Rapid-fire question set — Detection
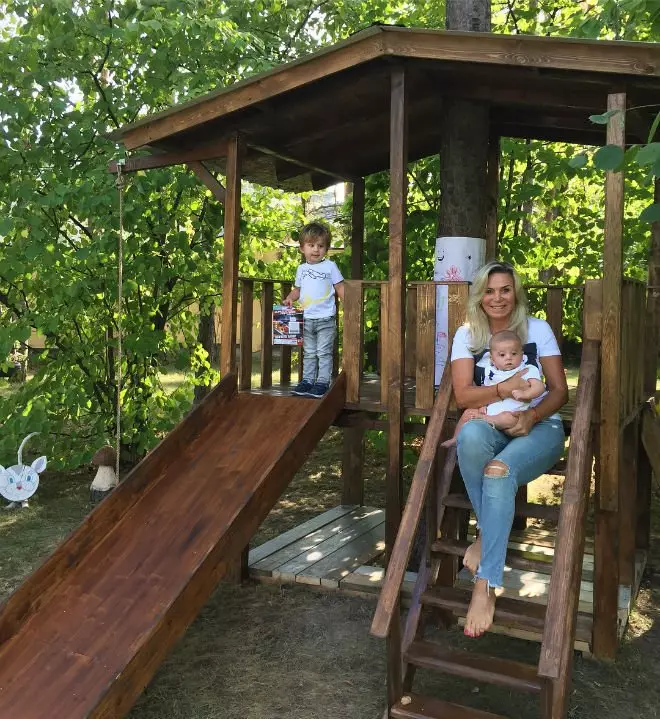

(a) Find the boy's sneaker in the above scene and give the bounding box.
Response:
[292,380,313,396]
[308,382,329,398]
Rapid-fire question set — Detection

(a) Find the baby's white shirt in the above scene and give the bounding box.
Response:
[483,361,542,415]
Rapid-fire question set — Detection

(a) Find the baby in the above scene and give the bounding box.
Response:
[443,330,545,446]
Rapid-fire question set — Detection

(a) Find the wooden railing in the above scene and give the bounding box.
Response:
[343,280,469,410]
[620,278,647,424]
[537,337,599,709]
[370,365,454,639]
[238,276,341,390]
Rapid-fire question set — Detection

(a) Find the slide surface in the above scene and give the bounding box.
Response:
[0,373,345,719]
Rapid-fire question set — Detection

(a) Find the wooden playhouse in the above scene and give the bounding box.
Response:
[110,26,660,719]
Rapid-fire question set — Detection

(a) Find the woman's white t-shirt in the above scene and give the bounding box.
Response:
[450,317,562,418]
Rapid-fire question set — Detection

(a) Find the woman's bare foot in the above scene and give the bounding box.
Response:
[463,535,481,575]
[464,578,496,638]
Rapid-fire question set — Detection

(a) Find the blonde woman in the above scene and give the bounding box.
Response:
[450,261,568,638]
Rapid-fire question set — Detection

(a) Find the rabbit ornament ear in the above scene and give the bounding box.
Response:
[31,457,47,474]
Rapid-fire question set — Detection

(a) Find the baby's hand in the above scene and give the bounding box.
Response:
[511,389,523,400]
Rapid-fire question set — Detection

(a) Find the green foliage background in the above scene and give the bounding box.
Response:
[0,0,658,467]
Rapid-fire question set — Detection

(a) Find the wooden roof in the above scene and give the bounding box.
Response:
[112,26,660,191]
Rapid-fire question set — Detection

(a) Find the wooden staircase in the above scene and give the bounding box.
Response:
[371,340,600,719]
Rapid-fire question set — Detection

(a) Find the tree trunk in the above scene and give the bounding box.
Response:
[194,303,219,404]
[439,0,491,238]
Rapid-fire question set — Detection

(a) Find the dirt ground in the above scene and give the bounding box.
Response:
[2,428,660,719]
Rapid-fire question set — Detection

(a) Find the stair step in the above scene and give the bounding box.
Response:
[442,493,560,522]
[431,538,550,575]
[420,586,592,643]
[391,693,507,719]
[405,640,541,694]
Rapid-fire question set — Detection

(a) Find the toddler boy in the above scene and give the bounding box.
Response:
[283,222,344,398]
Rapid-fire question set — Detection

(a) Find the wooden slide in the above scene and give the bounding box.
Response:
[0,373,346,719]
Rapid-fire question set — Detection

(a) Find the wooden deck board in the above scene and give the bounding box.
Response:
[250,505,644,653]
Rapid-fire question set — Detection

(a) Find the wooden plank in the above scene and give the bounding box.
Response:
[371,369,454,639]
[600,92,625,512]
[593,507,619,658]
[239,280,254,390]
[538,338,598,680]
[583,279,602,341]
[273,508,385,582]
[342,413,366,505]
[405,287,417,379]
[415,284,435,409]
[248,505,356,566]
[279,282,293,385]
[260,282,274,389]
[644,178,660,395]
[108,138,230,172]
[619,419,639,586]
[340,564,417,594]
[342,280,362,403]
[485,134,500,261]
[386,64,407,711]
[380,284,390,407]
[220,134,242,377]
[188,161,226,203]
[316,525,386,586]
[637,407,654,549]
[546,287,563,350]
[351,178,365,280]
[252,506,382,574]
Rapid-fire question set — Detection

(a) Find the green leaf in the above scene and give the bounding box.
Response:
[568,153,588,169]
[636,143,660,167]
[589,110,620,125]
[640,203,660,223]
[593,144,624,171]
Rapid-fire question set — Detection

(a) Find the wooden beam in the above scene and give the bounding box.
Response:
[600,93,625,513]
[249,142,353,183]
[385,63,407,711]
[593,92,626,660]
[485,134,500,261]
[108,139,229,173]
[645,178,660,396]
[188,161,226,203]
[220,134,242,378]
[239,280,254,390]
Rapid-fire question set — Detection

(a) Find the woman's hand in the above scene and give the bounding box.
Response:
[498,368,530,399]
[505,409,537,437]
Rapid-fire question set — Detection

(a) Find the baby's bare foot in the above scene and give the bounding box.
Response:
[464,578,496,638]
[463,535,481,575]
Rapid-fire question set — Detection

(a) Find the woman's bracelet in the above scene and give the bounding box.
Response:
[496,383,503,399]
[529,407,540,424]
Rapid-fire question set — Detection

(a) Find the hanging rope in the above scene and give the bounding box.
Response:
[115,161,125,480]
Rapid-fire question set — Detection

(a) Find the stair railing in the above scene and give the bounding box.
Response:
[370,365,454,639]
[538,338,600,711]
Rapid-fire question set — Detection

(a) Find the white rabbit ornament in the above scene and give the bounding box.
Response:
[0,433,47,509]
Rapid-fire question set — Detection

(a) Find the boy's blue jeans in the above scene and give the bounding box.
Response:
[456,417,565,589]
[302,316,336,385]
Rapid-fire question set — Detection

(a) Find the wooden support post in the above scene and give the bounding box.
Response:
[342,179,366,505]
[619,419,638,586]
[260,282,274,389]
[485,134,500,261]
[239,280,254,390]
[188,161,226,203]
[380,285,390,408]
[280,282,292,385]
[645,178,660,395]
[220,134,242,378]
[405,288,417,379]
[386,64,407,711]
[594,92,625,660]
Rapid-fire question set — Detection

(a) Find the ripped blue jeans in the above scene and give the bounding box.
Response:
[456,417,565,589]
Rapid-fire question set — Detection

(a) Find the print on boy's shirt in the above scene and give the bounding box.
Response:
[299,267,334,309]
[294,259,344,319]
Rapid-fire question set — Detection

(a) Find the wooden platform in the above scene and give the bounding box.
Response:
[249,504,645,653]
[248,376,578,424]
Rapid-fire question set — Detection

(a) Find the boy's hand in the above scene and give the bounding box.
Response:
[283,297,293,307]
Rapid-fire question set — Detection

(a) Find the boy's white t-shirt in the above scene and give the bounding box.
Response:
[295,259,344,319]
[450,317,561,419]
[484,362,542,415]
